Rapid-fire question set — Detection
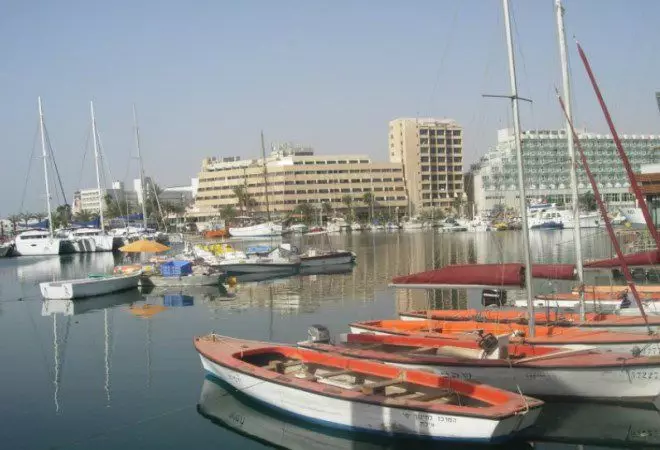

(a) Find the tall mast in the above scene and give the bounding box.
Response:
[555,0,585,321]
[133,105,148,230]
[260,131,271,221]
[38,97,54,237]
[503,0,535,336]
[90,101,105,230]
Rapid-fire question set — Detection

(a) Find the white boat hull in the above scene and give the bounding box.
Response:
[516,298,660,317]
[39,272,140,299]
[349,326,660,357]
[14,237,63,256]
[218,262,299,275]
[199,354,539,442]
[300,252,354,267]
[229,222,283,237]
[139,274,221,287]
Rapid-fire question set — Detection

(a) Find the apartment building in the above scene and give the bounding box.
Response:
[192,144,408,219]
[388,118,464,213]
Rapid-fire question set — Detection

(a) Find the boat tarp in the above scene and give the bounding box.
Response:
[584,250,660,268]
[390,263,575,288]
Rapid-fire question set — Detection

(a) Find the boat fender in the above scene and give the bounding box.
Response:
[308,325,331,344]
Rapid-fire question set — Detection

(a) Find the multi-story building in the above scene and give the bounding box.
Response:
[192,143,408,220]
[473,128,660,213]
[388,118,464,213]
[73,181,126,215]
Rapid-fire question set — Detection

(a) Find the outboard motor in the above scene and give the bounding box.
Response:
[482,289,507,307]
[307,325,331,344]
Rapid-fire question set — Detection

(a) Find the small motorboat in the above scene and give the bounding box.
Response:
[299,328,660,403]
[216,247,300,275]
[349,319,660,356]
[399,308,660,333]
[194,334,542,442]
[280,241,355,268]
[39,268,141,300]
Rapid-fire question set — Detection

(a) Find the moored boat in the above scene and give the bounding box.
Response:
[39,269,141,300]
[399,308,660,332]
[349,319,660,356]
[194,334,543,442]
[299,329,660,403]
[138,273,222,287]
[228,220,283,238]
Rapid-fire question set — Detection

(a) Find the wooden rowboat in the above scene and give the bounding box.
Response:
[349,319,660,356]
[399,309,660,333]
[194,334,543,442]
[299,331,660,403]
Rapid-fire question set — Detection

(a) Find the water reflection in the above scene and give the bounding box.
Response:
[197,376,529,450]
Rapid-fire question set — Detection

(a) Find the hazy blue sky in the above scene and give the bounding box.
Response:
[2,0,659,213]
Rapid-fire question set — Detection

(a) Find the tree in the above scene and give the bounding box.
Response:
[341,195,354,223]
[73,210,93,223]
[362,191,375,223]
[104,194,129,219]
[7,214,20,234]
[19,212,33,228]
[294,202,315,225]
[220,204,237,221]
[451,196,464,217]
[579,191,597,211]
[232,185,252,214]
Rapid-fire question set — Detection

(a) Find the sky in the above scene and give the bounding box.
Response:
[2,0,660,214]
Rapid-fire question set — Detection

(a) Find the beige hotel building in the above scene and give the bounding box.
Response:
[388,118,464,212]
[192,143,408,219]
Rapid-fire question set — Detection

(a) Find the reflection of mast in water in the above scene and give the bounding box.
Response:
[146,318,152,388]
[104,309,112,407]
[268,284,273,341]
[52,314,60,414]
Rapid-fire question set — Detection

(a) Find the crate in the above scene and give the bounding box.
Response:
[159,260,192,277]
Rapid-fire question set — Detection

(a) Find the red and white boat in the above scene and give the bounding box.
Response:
[299,330,660,403]
[399,309,660,333]
[194,334,543,442]
[349,319,660,356]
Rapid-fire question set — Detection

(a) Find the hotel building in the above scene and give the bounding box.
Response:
[472,128,660,213]
[192,143,408,219]
[388,118,464,213]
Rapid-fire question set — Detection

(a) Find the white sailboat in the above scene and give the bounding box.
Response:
[228,132,284,238]
[14,98,71,256]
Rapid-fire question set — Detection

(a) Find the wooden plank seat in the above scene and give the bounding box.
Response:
[267,359,304,373]
[361,376,406,395]
[316,369,356,379]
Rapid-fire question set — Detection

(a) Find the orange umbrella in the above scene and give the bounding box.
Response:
[119,239,170,253]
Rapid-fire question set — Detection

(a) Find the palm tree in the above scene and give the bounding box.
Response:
[73,210,93,223]
[294,202,314,225]
[232,185,251,214]
[341,194,354,223]
[451,195,464,217]
[7,214,20,234]
[220,204,237,220]
[19,212,33,228]
[362,191,375,223]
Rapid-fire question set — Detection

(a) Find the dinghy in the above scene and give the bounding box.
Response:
[349,319,660,356]
[194,334,542,442]
[299,329,660,403]
[39,268,141,300]
[399,309,660,333]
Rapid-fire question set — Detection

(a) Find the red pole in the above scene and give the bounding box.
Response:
[576,42,660,251]
[558,93,651,331]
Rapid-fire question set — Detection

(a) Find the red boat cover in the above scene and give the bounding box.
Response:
[391,263,575,288]
[584,250,660,268]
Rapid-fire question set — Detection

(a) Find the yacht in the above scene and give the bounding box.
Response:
[14,229,74,256]
[401,216,424,230]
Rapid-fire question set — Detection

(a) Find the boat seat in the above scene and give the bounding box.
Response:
[392,391,452,402]
[267,359,303,373]
[434,346,485,359]
[316,369,356,379]
[361,376,405,395]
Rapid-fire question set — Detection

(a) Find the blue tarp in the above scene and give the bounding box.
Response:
[246,245,273,254]
[27,219,50,229]
[71,217,101,228]
[163,294,194,307]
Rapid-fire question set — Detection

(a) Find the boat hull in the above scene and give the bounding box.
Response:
[300,252,354,267]
[14,237,63,256]
[39,272,140,299]
[139,274,221,287]
[229,222,283,237]
[199,354,538,442]
[349,326,660,357]
[219,263,300,275]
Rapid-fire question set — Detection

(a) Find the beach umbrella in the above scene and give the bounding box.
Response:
[119,239,170,253]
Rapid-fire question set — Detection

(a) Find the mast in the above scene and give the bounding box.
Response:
[558,93,651,332]
[90,101,105,230]
[260,131,271,221]
[555,0,585,321]
[38,97,54,237]
[133,105,148,230]
[577,43,660,250]
[503,0,535,336]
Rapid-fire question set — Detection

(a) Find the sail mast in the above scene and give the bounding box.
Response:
[503,0,535,336]
[38,97,54,237]
[90,101,105,230]
[577,43,660,250]
[260,131,271,221]
[555,0,585,321]
[558,93,651,332]
[133,105,148,230]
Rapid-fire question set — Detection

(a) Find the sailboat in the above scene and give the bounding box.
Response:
[228,132,284,238]
[14,98,73,256]
[59,102,122,252]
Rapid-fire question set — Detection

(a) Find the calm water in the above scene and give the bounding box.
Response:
[1,230,658,450]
